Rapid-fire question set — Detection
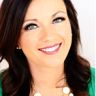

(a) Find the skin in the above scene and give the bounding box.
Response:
[19,0,72,95]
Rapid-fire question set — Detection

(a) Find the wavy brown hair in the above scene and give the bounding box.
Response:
[0,0,90,96]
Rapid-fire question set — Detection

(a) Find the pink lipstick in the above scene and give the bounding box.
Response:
[38,43,62,55]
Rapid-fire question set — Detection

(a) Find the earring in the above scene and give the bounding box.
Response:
[16,46,21,49]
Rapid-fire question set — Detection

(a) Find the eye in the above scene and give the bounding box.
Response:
[53,17,65,24]
[24,23,38,31]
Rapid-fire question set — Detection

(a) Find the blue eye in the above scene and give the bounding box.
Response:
[53,17,65,24]
[24,23,38,30]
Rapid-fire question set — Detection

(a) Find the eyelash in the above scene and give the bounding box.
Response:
[24,17,65,31]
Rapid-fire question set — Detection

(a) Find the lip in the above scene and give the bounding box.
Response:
[38,42,62,55]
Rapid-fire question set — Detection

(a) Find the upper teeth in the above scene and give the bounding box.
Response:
[41,45,59,52]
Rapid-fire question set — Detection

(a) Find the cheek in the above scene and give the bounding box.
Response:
[56,20,72,40]
[63,26,72,47]
[63,22,72,49]
[19,33,40,61]
[19,33,38,50]
[57,20,72,51]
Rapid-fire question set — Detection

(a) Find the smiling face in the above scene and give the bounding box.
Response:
[19,0,72,68]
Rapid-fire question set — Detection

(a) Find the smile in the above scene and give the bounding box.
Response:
[38,43,62,55]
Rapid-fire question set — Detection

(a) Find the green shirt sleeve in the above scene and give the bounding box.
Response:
[0,76,2,96]
[88,67,95,96]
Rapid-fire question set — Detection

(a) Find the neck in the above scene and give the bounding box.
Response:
[29,64,66,89]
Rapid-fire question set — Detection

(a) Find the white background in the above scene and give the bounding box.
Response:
[0,0,95,72]
[71,0,95,67]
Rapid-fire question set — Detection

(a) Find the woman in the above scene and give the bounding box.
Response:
[0,0,95,96]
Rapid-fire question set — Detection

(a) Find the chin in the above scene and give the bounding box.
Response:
[41,57,65,68]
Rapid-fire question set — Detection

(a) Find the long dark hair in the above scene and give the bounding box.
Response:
[0,0,90,96]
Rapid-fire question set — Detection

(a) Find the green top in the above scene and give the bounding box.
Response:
[87,67,95,96]
[0,67,95,96]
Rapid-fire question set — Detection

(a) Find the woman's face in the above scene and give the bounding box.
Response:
[19,0,72,68]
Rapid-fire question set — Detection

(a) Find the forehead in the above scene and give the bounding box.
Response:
[25,0,67,19]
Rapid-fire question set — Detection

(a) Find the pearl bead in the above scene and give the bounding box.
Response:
[34,92,42,96]
[63,87,70,94]
[33,86,74,96]
[69,93,74,96]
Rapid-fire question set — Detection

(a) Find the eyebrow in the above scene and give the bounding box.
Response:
[52,10,66,17]
[24,10,66,23]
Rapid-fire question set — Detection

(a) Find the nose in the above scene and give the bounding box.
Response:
[39,25,57,42]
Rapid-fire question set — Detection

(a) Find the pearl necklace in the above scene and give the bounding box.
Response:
[33,86,74,96]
